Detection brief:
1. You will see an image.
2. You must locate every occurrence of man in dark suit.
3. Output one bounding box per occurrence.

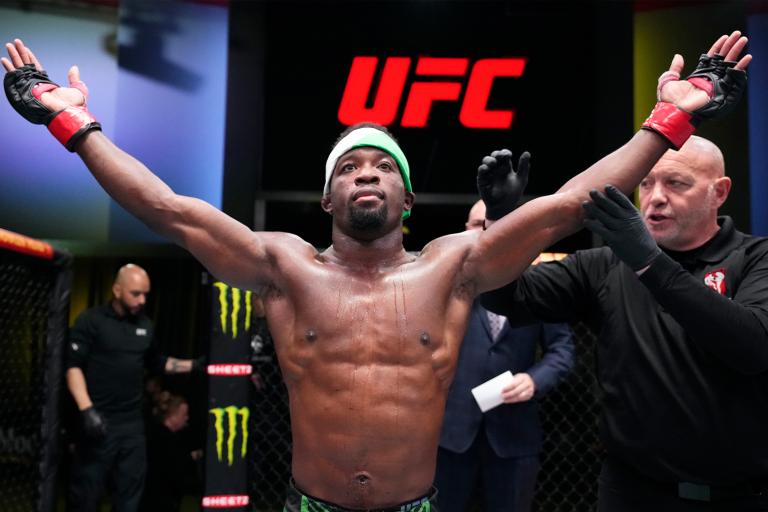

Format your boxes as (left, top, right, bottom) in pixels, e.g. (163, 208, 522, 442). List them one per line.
(435, 199, 575, 512)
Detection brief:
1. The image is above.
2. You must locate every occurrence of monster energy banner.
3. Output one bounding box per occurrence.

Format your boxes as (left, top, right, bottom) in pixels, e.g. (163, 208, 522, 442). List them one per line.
(203, 283, 254, 510)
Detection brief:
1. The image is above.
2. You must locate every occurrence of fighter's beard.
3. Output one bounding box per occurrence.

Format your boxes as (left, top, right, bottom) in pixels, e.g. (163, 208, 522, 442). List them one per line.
(348, 203, 388, 233)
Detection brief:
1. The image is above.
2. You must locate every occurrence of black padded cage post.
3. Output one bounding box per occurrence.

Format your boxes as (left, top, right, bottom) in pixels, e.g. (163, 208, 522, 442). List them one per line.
(202, 281, 254, 511)
(0, 228, 72, 512)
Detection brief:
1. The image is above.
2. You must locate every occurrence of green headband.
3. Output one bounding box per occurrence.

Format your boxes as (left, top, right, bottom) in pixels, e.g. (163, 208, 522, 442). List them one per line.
(325, 127, 412, 219)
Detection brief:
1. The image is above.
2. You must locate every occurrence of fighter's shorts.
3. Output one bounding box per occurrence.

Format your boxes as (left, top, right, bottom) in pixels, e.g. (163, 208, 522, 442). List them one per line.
(283, 478, 438, 512)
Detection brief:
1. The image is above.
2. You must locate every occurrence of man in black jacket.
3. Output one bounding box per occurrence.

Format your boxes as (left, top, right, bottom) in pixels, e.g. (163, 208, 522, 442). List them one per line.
(481, 136, 768, 511)
(435, 199, 575, 512)
(65, 264, 203, 512)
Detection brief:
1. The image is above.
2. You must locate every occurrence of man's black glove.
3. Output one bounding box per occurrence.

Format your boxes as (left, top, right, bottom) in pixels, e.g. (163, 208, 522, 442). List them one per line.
(642, 50, 748, 149)
(582, 185, 662, 271)
(3, 64, 57, 124)
(686, 53, 747, 122)
(4, 63, 101, 151)
(476, 149, 530, 220)
(81, 406, 107, 439)
(191, 355, 207, 374)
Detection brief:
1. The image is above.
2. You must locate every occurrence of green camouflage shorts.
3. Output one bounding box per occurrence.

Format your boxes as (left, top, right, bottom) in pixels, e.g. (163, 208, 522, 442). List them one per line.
(283, 479, 437, 512)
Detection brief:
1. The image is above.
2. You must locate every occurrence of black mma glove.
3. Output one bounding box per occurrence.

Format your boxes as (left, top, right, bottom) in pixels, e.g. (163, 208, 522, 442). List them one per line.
(81, 406, 107, 440)
(4, 63, 101, 151)
(476, 149, 530, 220)
(582, 185, 662, 271)
(686, 53, 747, 120)
(642, 53, 747, 149)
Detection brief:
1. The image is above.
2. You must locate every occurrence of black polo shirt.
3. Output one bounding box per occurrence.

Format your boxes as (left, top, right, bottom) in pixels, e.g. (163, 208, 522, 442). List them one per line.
(67, 303, 166, 424)
(481, 216, 768, 485)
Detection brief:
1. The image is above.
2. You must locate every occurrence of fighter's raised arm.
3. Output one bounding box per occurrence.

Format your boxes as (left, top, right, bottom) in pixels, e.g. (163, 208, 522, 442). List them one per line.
(461, 30, 751, 294)
(2, 39, 309, 290)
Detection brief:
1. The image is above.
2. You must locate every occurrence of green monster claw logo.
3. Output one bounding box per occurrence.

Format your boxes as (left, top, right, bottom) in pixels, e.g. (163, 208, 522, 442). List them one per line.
(212, 283, 252, 338)
(209, 406, 250, 466)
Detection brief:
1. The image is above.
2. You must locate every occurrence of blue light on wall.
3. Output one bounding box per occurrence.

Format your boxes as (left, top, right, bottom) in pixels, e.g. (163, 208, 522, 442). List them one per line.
(0, 2, 229, 245)
(748, 11, 768, 236)
(0, 7, 117, 241)
(110, 0, 229, 243)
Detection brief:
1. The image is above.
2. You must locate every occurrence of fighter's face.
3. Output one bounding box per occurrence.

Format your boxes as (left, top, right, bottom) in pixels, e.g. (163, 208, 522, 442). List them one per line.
(113, 273, 150, 316)
(639, 152, 723, 251)
(323, 147, 414, 235)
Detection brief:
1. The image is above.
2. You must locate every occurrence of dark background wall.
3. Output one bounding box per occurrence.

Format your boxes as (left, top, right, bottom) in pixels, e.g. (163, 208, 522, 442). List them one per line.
(224, 0, 635, 254)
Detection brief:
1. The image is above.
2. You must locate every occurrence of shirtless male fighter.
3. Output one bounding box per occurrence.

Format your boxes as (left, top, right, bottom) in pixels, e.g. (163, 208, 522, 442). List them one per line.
(2, 33, 749, 511)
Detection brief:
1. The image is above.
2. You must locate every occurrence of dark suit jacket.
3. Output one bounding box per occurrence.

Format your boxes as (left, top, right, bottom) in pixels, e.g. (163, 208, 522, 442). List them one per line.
(439, 303, 575, 458)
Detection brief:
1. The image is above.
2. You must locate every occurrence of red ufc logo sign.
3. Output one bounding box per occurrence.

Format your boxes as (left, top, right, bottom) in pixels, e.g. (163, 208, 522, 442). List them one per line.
(338, 56, 526, 129)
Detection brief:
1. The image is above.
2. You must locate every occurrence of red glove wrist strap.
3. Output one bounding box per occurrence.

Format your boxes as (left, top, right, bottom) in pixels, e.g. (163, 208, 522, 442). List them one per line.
(641, 102, 695, 150)
(47, 106, 99, 152)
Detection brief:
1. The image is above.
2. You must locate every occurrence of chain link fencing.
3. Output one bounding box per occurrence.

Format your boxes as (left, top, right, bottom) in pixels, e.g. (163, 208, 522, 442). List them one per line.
(247, 316, 292, 511)
(0, 259, 53, 510)
(0, 245, 71, 512)
(535, 322, 601, 512)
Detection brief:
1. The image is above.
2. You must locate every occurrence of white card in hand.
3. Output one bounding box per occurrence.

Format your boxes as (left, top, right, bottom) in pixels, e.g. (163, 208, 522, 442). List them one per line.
(471, 370, 514, 412)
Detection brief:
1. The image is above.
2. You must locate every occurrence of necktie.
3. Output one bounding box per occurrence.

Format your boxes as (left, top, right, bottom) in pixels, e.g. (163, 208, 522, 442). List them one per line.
(486, 310, 506, 340)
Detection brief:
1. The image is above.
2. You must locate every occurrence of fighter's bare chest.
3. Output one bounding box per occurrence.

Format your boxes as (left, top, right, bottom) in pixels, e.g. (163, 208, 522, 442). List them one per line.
(277, 264, 457, 336)
(293, 266, 449, 319)
(267, 263, 469, 378)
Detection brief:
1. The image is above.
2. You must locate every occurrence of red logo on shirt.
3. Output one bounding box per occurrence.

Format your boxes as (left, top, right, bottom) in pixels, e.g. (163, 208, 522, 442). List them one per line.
(704, 269, 726, 295)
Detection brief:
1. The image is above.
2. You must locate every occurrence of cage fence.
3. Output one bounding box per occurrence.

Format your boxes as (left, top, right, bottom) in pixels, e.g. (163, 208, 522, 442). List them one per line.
(0, 247, 71, 512)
